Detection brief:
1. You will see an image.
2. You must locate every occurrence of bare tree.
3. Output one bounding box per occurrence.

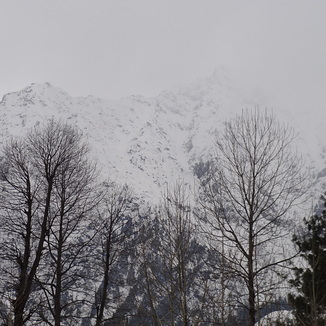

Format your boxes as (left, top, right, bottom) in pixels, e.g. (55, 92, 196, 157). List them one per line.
(197, 109, 307, 326)
(92, 181, 137, 326)
(138, 181, 209, 325)
(35, 122, 98, 326)
(0, 138, 38, 326)
(0, 119, 97, 326)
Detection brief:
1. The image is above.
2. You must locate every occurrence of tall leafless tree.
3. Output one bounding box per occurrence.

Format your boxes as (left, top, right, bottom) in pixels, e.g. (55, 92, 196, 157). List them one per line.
(35, 122, 98, 326)
(0, 120, 97, 326)
(92, 181, 137, 326)
(197, 109, 307, 326)
(138, 181, 209, 325)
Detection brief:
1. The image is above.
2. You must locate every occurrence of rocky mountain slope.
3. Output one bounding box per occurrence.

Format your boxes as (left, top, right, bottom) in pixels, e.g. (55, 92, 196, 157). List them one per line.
(0, 69, 325, 204)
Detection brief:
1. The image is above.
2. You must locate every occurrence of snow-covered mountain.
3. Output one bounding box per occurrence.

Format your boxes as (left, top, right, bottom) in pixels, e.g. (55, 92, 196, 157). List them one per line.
(0, 69, 325, 203)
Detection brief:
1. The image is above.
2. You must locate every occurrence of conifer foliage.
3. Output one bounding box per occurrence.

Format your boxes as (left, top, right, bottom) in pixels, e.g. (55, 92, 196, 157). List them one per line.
(289, 194, 326, 326)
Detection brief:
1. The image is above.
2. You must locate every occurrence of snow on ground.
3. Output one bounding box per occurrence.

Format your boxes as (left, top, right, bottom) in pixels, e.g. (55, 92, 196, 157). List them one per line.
(256, 310, 294, 326)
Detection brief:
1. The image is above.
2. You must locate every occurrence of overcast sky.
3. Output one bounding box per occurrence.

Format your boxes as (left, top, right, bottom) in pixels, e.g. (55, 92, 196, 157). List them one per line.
(0, 1, 325, 112)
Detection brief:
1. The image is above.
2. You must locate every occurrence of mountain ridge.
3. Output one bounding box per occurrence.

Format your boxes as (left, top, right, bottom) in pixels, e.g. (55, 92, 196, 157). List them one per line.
(0, 71, 325, 203)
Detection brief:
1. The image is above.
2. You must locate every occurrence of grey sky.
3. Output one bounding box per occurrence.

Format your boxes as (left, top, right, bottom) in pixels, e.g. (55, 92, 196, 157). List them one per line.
(0, 1, 325, 112)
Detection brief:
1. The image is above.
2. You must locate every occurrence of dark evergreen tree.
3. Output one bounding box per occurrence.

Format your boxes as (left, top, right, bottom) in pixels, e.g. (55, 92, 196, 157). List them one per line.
(289, 194, 326, 326)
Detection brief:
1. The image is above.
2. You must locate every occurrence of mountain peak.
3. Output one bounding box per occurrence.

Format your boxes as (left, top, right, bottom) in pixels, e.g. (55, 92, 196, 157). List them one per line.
(0, 82, 71, 108)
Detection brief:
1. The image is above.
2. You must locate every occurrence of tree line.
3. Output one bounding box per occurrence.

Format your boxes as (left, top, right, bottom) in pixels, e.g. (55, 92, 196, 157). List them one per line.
(0, 110, 323, 326)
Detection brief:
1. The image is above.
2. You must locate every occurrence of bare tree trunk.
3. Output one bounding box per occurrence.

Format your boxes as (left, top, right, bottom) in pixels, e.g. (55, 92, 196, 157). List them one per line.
(141, 243, 162, 326)
(53, 214, 63, 326)
(95, 233, 112, 326)
(248, 238, 255, 326)
(13, 179, 53, 326)
(93, 182, 135, 325)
